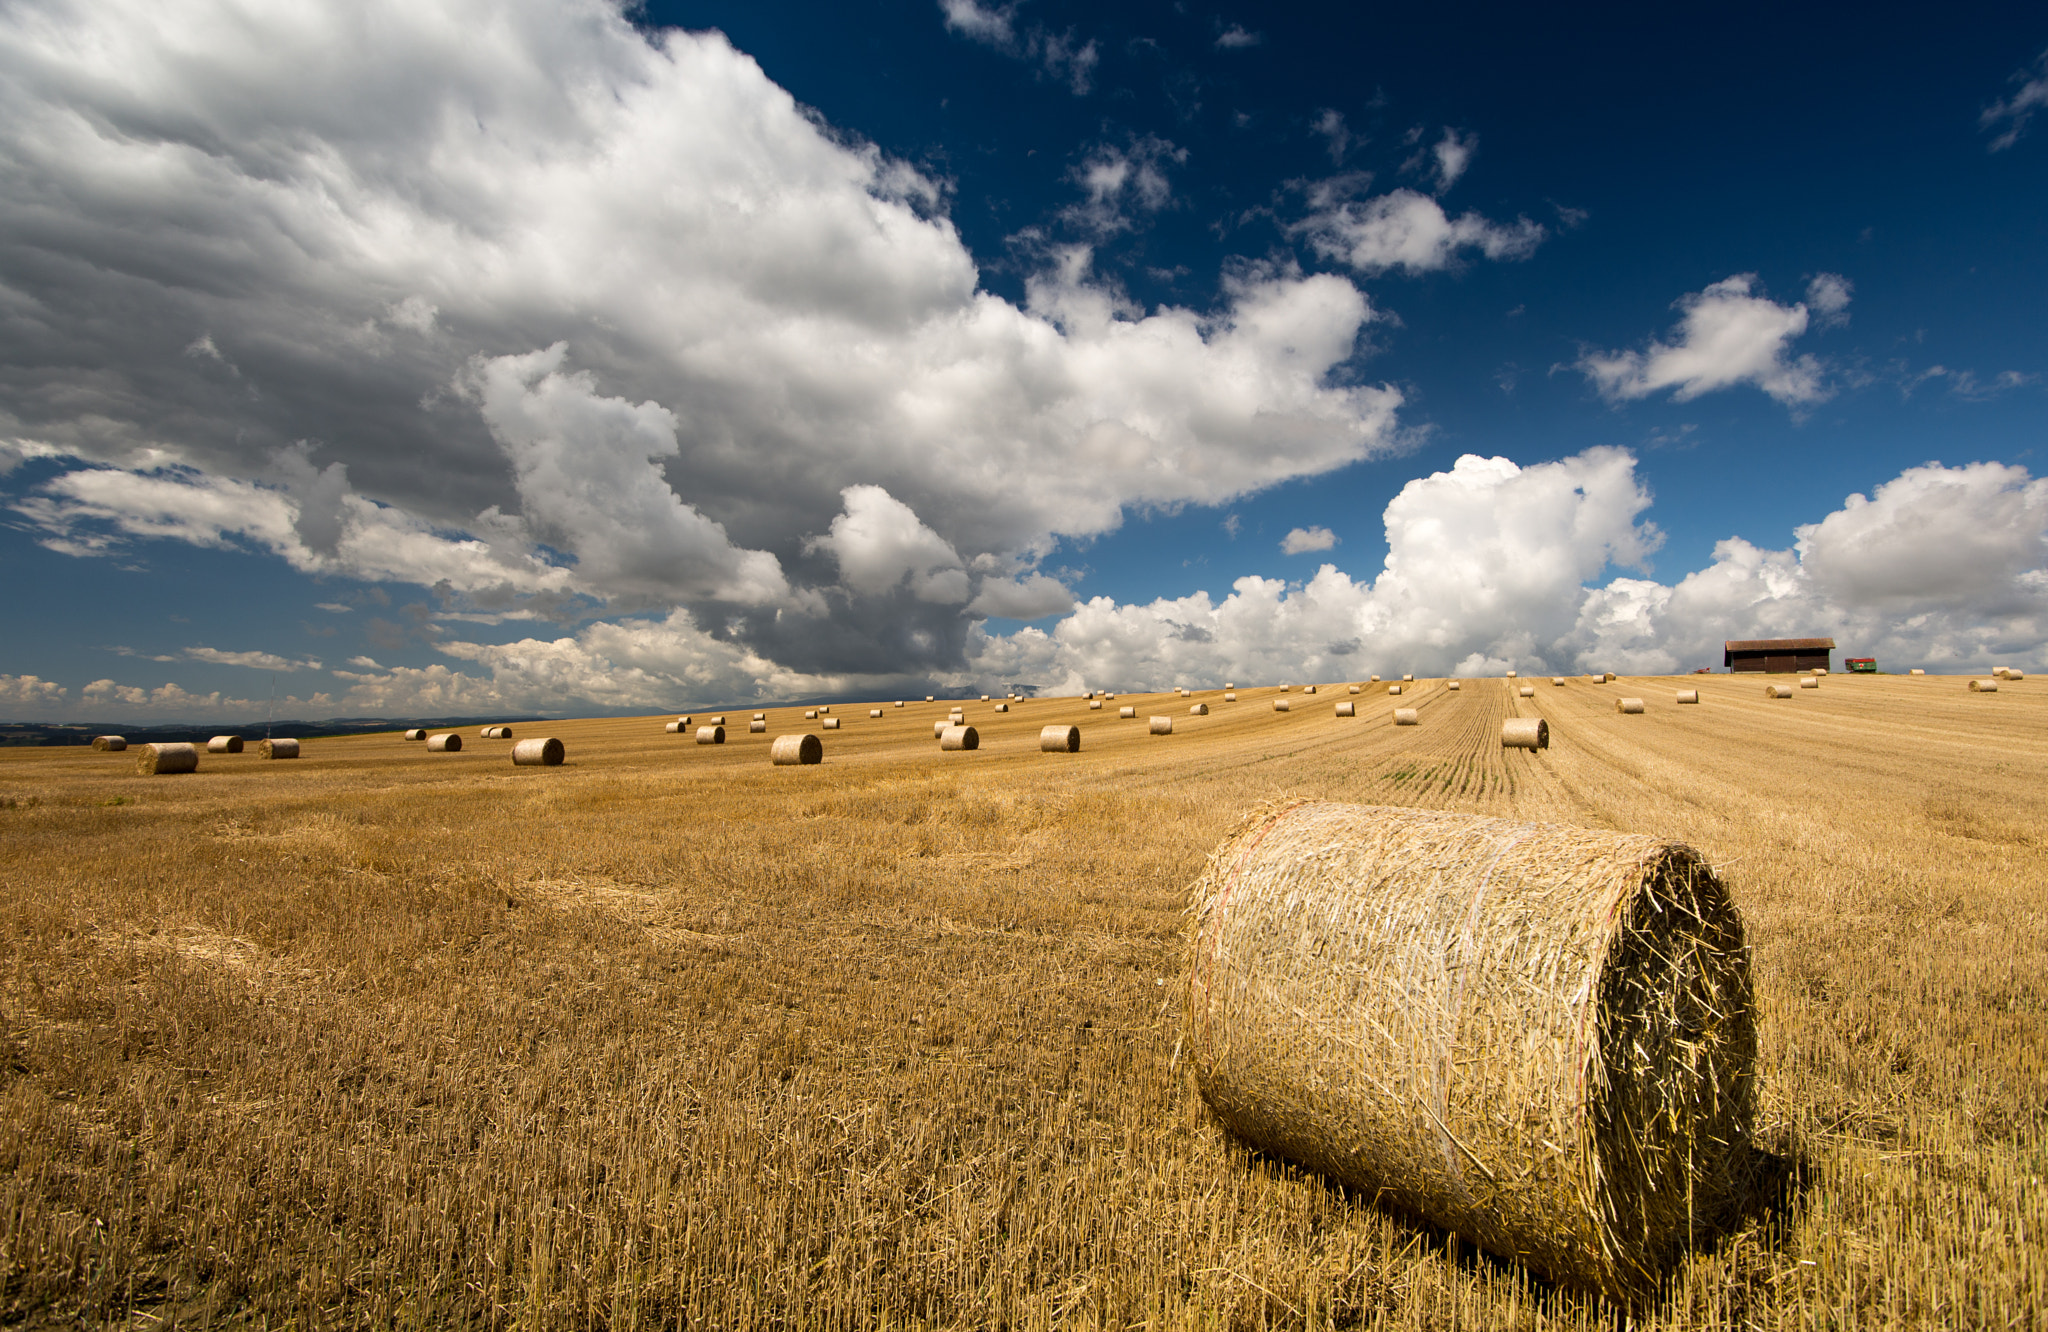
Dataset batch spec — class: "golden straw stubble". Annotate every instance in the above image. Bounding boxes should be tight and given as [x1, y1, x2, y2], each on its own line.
[1184, 800, 1756, 1297]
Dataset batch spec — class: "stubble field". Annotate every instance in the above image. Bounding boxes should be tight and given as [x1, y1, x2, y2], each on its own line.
[2, 673, 2043, 1329]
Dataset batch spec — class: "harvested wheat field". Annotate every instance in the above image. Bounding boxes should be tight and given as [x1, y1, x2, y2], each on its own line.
[2, 676, 2044, 1329]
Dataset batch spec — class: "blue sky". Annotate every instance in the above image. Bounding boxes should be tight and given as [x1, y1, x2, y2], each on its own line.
[2, 0, 2044, 718]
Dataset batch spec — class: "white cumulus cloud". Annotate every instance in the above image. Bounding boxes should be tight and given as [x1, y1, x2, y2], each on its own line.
[1280, 525, 1338, 554]
[1577, 274, 1835, 407]
[1294, 188, 1544, 276]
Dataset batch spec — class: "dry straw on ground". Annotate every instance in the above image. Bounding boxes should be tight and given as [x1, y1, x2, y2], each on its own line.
[1616, 698, 1646, 715]
[1039, 725, 1080, 753]
[134, 742, 198, 774]
[427, 734, 461, 752]
[208, 736, 244, 754]
[696, 726, 725, 744]
[1185, 800, 1755, 1297]
[1502, 718, 1549, 750]
[1394, 708, 1419, 725]
[771, 734, 823, 766]
[512, 737, 566, 767]
[90, 736, 125, 751]
[939, 725, 978, 751]
[1150, 716, 1174, 735]
[1970, 679, 1999, 692]
[258, 738, 300, 760]
[1677, 690, 1700, 705]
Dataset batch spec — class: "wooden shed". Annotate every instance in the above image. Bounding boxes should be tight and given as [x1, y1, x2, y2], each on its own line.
[1724, 637, 1835, 673]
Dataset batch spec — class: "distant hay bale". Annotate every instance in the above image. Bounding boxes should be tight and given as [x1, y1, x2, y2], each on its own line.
[258, 738, 299, 759]
[91, 735, 126, 751]
[708, 716, 726, 726]
[870, 709, 883, 718]
[754, 712, 767, 721]
[804, 710, 818, 719]
[1150, 715, 1174, 735]
[1969, 678, 1999, 692]
[1336, 701, 1355, 717]
[818, 706, 830, 714]
[1119, 706, 1137, 719]
[1369, 675, 1380, 683]
[772, 733, 823, 765]
[1387, 685, 1403, 696]
[696, 725, 726, 744]
[136, 742, 198, 775]
[749, 719, 767, 733]
[207, 735, 244, 754]
[1604, 673, 1617, 683]
[1766, 684, 1793, 699]
[481, 726, 513, 738]
[666, 721, 688, 734]
[1506, 670, 1517, 678]
[403, 728, 427, 741]
[1224, 692, 1237, 702]
[1402, 674, 1414, 682]
[1190, 702, 1209, 715]
[512, 737, 565, 766]
[1305, 685, 1318, 694]
[940, 724, 979, 751]
[1184, 800, 1755, 1296]
[1813, 668, 1828, 676]
[2009, 669, 2026, 681]
[981, 695, 990, 702]
[1798, 677, 1818, 689]
[1992, 667, 2010, 679]
[1393, 708, 1419, 726]
[1273, 699, 1291, 712]
[895, 700, 905, 707]
[933, 720, 948, 737]
[1615, 698, 1645, 714]
[677, 716, 692, 727]
[1501, 718, 1548, 750]
[1519, 686, 1536, 698]
[824, 717, 841, 729]
[1349, 685, 1361, 694]
[1676, 690, 1700, 705]
[427, 733, 461, 752]
[1040, 724, 1081, 753]
[1552, 678, 1566, 687]
[1447, 681, 1461, 691]
[995, 702, 1009, 712]
[1089, 700, 1103, 709]
[1105, 692, 1116, 699]
[1909, 668, 1925, 676]
[1226, 682, 1236, 689]
[926, 695, 935, 702]
[1280, 685, 1291, 692]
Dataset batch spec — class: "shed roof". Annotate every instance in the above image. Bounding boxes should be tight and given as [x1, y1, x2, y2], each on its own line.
[1723, 638, 1836, 652]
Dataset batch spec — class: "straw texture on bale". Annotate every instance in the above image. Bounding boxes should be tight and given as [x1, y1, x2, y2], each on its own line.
[91, 735, 126, 751]
[665, 721, 687, 733]
[1766, 684, 1793, 698]
[1910, 668, 1926, 675]
[1273, 699, 1290, 712]
[771, 734, 823, 765]
[939, 724, 979, 751]
[749, 720, 767, 733]
[870, 709, 883, 718]
[257, 738, 299, 759]
[1393, 708, 1419, 725]
[1993, 667, 2010, 678]
[1119, 706, 1137, 719]
[1676, 690, 1700, 704]
[696, 725, 726, 744]
[1185, 800, 1756, 1297]
[932, 721, 948, 738]
[1224, 692, 1237, 702]
[677, 716, 692, 727]
[1969, 678, 1999, 692]
[136, 742, 199, 775]
[404, 728, 427, 741]
[1615, 698, 1645, 714]
[823, 717, 840, 729]
[1089, 700, 1103, 709]
[1799, 677, 1818, 689]
[208, 735, 244, 754]
[1190, 702, 1209, 715]
[1387, 685, 1403, 696]
[512, 737, 565, 766]
[2009, 669, 2025, 681]
[1149, 716, 1174, 735]
[1336, 701, 1355, 717]
[1519, 686, 1536, 698]
[1501, 718, 1549, 750]
[1447, 681, 1462, 691]
[427, 733, 461, 752]
[1039, 725, 1081, 753]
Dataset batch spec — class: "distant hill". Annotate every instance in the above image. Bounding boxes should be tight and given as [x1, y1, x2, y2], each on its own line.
[0, 717, 547, 747]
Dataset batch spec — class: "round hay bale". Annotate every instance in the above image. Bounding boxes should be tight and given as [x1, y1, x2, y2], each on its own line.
[708, 715, 726, 726]
[995, 702, 1009, 712]
[1519, 685, 1535, 698]
[933, 720, 948, 737]
[1280, 685, 1292, 692]
[1402, 674, 1414, 682]
[2008, 669, 2026, 681]
[1149, 715, 1174, 735]
[1335, 701, 1355, 717]
[1615, 698, 1645, 714]
[1224, 692, 1237, 702]
[207, 735, 244, 754]
[512, 737, 565, 766]
[870, 709, 883, 718]
[771, 733, 823, 765]
[1501, 718, 1549, 750]
[750, 719, 767, 733]
[1225, 682, 1236, 689]
[823, 717, 841, 729]
[1089, 699, 1103, 709]
[696, 725, 726, 744]
[1813, 668, 1828, 676]
[427, 733, 461, 752]
[1393, 708, 1419, 726]
[1305, 685, 1318, 694]
[926, 695, 935, 702]
[677, 716, 692, 727]
[1447, 681, 1462, 691]
[1604, 673, 1618, 683]
[894, 700, 905, 707]
[754, 712, 767, 721]
[136, 742, 198, 775]
[804, 709, 818, 719]
[1506, 670, 1517, 679]
[494, 725, 515, 738]
[818, 706, 830, 714]
[1765, 684, 1793, 698]
[1387, 685, 1403, 696]
[404, 728, 427, 741]
[665, 721, 687, 733]
[1909, 668, 1925, 675]
[1040, 724, 1081, 753]
[1369, 675, 1380, 683]
[91, 735, 126, 751]
[258, 737, 299, 759]
[1349, 685, 1362, 694]
[1992, 666, 2010, 678]
[1552, 678, 1566, 687]
[1185, 800, 1755, 1297]
[1798, 677, 1818, 689]
[1273, 699, 1291, 712]
[1105, 692, 1116, 699]
[980, 694, 990, 702]
[1119, 706, 1137, 719]
[1676, 689, 1700, 705]
[1969, 678, 1999, 692]
[1190, 702, 1209, 715]
[940, 724, 979, 751]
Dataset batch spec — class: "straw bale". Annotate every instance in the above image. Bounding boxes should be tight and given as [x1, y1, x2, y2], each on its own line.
[427, 733, 461, 752]
[1552, 678, 1566, 687]
[1185, 800, 1755, 1296]
[750, 719, 768, 733]
[403, 728, 427, 741]
[91, 735, 126, 751]
[1798, 677, 1818, 689]
[136, 742, 198, 775]
[1506, 670, 1517, 678]
[1910, 668, 1925, 675]
[1280, 685, 1291, 692]
[1969, 678, 1999, 692]
[1501, 718, 1548, 750]
[207, 735, 244, 754]
[1089, 700, 1103, 709]
[665, 721, 688, 733]
[818, 705, 830, 714]
[708, 715, 726, 726]
[1369, 675, 1380, 683]
[1273, 699, 1290, 712]
[933, 720, 948, 737]
[677, 716, 692, 727]
[1105, 692, 1116, 699]
[1119, 706, 1137, 719]
[894, 700, 905, 707]
[755, 712, 767, 720]
[1040, 724, 1081, 753]
[1226, 682, 1236, 689]
[995, 702, 1009, 712]
[1190, 702, 1209, 715]
[926, 695, 935, 702]
[1604, 673, 1617, 683]
[1519, 686, 1535, 698]
[1335, 701, 1355, 717]
[804, 709, 818, 719]
[824, 717, 841, 729]
[1447, 681, 1461, 691]
[1992, 667, 2010, 679]
[1615, 698, 1645, 714]
[981, 694, 990, 702]
[1402, 674, 1414, 682]
[870, 709, 883, 718]
[1813, 668, 1828, 676]
[1676, 689, 1700, 704]
[512, 737, 565, 766]
[696, 725, 726, 744]
[2009, 669, 2026, 681]
[1305, 685, 1318, 694]
[1393, 708, 1419, 725]
[1765, 684, 1793, 698]
[1349, 685, 1362, 694]
[1224, 692, 1237, 702]
[1149, 715, 1173, 735]
[771, 733, 823, 765]
[940, 724, 979, 751]
[257, 738, 299, 759]
[1387, 684, 1403, 696]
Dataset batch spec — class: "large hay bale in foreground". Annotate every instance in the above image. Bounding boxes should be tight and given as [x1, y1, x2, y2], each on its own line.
[1615, 698, 1645, 714]
[1185, 800, 1755, 1297]
[1149, 715, 1174, 734]
[512, 737, 565, 766]
[1676, 689, 1700, 705]
[136, 742, 198, 775]
[1040, 724, 1080, 753]
[91, 735, 126, 751]
[1970, 678, 1999, 692]
[1502, 718, 1548, 749]
[258, 738, 299, 759]
[771, 734, 823, 765]
[207, 735, 244, 754]
[426, 733, 461, 752]
[940, 724, 978, 751]
[696, 725, 725, 744]
[1393, 708, 1419, 725]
